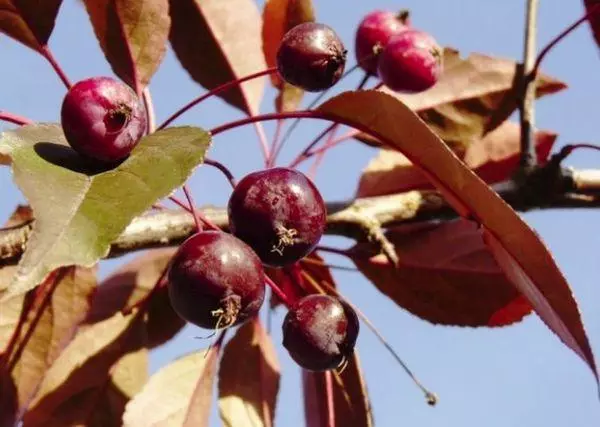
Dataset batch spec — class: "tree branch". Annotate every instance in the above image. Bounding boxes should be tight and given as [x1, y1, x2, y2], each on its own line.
[1, 167, 599, 265]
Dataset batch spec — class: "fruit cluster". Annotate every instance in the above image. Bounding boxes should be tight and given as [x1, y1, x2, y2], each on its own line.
[56, 9, 442, 372]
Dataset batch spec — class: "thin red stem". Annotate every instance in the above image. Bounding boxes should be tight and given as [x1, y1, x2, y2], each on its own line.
[210, 112, 314, 137]
[157, 67, 278, 130]
[168, 195, 221, 231]
[182, 185, 202, 231]
[533, 3, 600, 76]
[287, 123, 338, 168]
[314, 245, 351, 257]
[142, 88, 156, 133]
[295, 132, 350, 167]
[204, 158, 237, 188]
[0, 111, 33, 126]
[324, 371, 336, 427]
[265, 275, 293, 308]
[253, 121, 271, 163]
[41, 46, 72, 89]
[308, 125, 339, 179]
[267, 119, 285, 167]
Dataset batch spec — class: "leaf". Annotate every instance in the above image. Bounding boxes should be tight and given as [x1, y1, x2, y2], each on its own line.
[585, 0, 600, 48]
[262, 0, 314, 111]
[357, 121, 557, 197]
[353, 220, 532, 326]
[0, 266, 97, 426]
[218, 320, 280, 427]
[356, 49, 566, 153]
[0, 0, 63, 52]
[317, 90, 597, 377]
[87, 248, 185, 348]
[303, 352, 373, 427]
[0, 124, 211, 300]
[169, 0, 267, 115]
[82, 0, 171, 93]
[23, 307, 148, 425]
[123, 346, 220, 427]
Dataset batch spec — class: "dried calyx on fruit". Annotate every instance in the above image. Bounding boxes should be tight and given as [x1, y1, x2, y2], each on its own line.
[355, 9, 411, 75]
[282, 294, 360, 371]
[61, 76, 146, 163]
[167, 231, 266, 330]
[377, 29, 443, 93]
[277, 22, 347, 92]
[228, 167, 327, 267]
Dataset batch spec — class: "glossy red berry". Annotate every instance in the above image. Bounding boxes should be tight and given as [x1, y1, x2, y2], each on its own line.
[167, 231, 266, 330]
[277, 22, 346, 92]
[61, 76, 146, 163]
[377, 29, 442, 93]
[228, 167, 327, 267]
[355, 10, 410, 75]
[282, 294, 359, 371]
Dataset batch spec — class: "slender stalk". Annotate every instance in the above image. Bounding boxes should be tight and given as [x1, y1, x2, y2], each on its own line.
[253, 121, 271, 163]
[41, 46, 72, 89]
[142, 88, 156, 133]
[519, 0, 540, 173]
[181, 186, 202, 232]
[204, 158, 237, 188]
[267, 119, 284, 167]
[265, 275, 293, 307]
[324, 371, 336, 427]
[0, 111, 33, 126]
[308, 126, 340, 178]
[287, 123, 339, 168]
[157, 67, 277, 130]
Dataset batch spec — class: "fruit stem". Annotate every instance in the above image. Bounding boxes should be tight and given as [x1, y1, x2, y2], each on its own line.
[265, 275, 294, 308]
[157, 67, 278, 130]
[307, 125, 340, 178]
[41, 46, 72, 89]
[267, 118, 285, 167]
[324, 371, 336, 427]
[299, 257, 359, 272]
[181, 185, 202, 231]
[532, 3, 600, 78]
[313, 245, 351, 257]
[253, 121, 272, 163]
[204, 158, 237, 188]
[142, 88, 156, 133]
[168, 195, 220, 231]
[552, 143, 600, 163]
[0, 111, 33, 126]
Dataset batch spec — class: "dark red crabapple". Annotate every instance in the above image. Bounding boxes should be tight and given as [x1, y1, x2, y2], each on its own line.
[277, 22, 346, 92]
[167, 231, 266, 330]
[282, 294, 360, 371]
[377, 29, 443, 93]
[228, 167, 327, 267]
[355, 10, 411, 75]
[61, 76, 146, 163]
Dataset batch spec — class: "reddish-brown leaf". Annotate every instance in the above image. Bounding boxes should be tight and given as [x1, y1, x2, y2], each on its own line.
[356, 49, 566, 153]
[353, 220, 532, 326]
[169, 0, 266, 115]
[218, 319, 280, 427]
[317, 90, 597, 377]
[123, 346, 220, 427]
[0, 266, 97, 425]
[82, 0, 170, 93]
[303, 352, 373, 427]
[87, 248, 185, 348]
[357, 121, 556, 197]
[262, 0, 314, 111]
[0, 0, 62, 51]
[585, 0, 600, 48]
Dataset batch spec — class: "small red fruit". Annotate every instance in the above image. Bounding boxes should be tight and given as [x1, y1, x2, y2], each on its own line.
[282, 294, 359, 371]
[61, 76, 146, 163]
[355, 10, 411, 75]
[168, 231, 266, 329]
[377, 29, 443, 93]
[277, 22, 346, 92]
[228, 167, 327, 267]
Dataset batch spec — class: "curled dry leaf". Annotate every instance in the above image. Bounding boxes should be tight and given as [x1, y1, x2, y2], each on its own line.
[82, 0, 171, 93]
[357, 121, 556, 198]
[0, 124, 210, 301]
[218, 319, 280, 427]
[317, 90, 597, 378]
[0, 0, 63, 52]
[303, 352, 373, 427]
[356, 49, 565, 153]
[169, 0, 266, 115]
[123, 346, 220, 427]
[262, 0, 315, 111]
[353, 219, 532, 326]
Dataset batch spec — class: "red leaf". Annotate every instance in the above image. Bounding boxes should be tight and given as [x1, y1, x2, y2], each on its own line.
[317, 90, 597, 378]
[357, 121, 556, 197]
[169, 0, 266, 115]
[303, 352, 373, 427]
[218, 319, 280, 427]
[82, 0, 170, 93]
[262, 0, 314, 111]
[0, 0, 63, 52]
[585, 0, 600, 48]
[353, 220, 532, 326]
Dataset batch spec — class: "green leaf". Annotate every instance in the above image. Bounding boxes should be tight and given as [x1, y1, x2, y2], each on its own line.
[82, 0, 171, 93]
[0, 0, 63, 52]
[0, 124, 211, 300]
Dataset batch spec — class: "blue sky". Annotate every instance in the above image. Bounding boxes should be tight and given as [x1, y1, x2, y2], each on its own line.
[1, 1, 599, 426]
